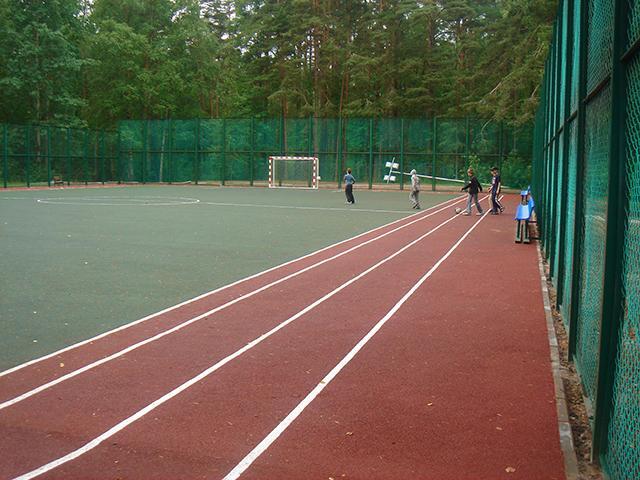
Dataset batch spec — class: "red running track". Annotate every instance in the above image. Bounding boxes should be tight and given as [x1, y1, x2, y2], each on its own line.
[0, 195, 566, 480]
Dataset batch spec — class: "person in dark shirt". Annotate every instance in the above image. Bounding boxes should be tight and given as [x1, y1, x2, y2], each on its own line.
[489, 166, 505, 214]
[460, 168, 484, 216]
[344, 168, 355, 204]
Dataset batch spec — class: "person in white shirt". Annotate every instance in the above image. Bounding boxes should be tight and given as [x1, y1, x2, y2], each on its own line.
[410, 169, 420, 210]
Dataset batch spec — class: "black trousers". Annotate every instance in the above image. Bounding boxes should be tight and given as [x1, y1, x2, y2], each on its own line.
[491, 192, 503, 212]
[345, 184, 355, 203]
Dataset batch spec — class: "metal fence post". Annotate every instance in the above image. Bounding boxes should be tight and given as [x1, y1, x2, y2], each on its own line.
[307, 115, 318, 187]
[549, 139, 558, 275]
[142, 120, 147, 184]
[167, 119, 174, 184]
[464, 117, 470, 168]
[83, 129, 89, 185]
[194, 118, 200, 184]
[65, 128, 71, 186]
[545, 39, 557, 261]
[568, 0, 590, 359]
[47, 126, 52, 187]
[280, 115, 285, 156]
[100, 131, 105, 185]
[400, 118, 405, 191]
[541, 48, 552, 257]
[548, 21, 560, 269]
[337, 117, 343, 189]
[556, 0, 575, 307]
[117, 127, 122, 185]
[498, 122, 503, 172]
[3, 124, 8, 188]
[368, 118, 373, 189]
[25, 125, 31, 187]
[221, 118, 226, 186]
[250, 117, 255, 186]
[432, 117, 437, 191]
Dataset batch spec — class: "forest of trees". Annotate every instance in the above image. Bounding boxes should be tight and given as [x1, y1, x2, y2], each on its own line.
[0, 0, 557, 130]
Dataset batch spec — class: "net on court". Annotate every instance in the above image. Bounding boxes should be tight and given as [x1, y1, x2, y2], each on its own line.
[268, 156, 319, 189]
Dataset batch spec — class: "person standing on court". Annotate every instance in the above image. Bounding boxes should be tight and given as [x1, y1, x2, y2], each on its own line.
[489, 166, 505, 214]
[344, 168, 356, 204]
[460, 168, 483, 215]
[410, 169, 421, 209]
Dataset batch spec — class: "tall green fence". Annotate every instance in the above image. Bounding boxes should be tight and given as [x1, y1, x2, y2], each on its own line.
[0, 124, 118, 188]
[532, 1, 639, 478]
[117, 117, 531, 190]
[2, 119, 531, 190]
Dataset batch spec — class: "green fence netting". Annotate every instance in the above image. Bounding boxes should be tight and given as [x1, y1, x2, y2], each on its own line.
[0, 124, 118, 188]
[605, 47, 640, 480]
[532, 0, 639, 478]
[576, 83, 611, 403]
[2, 119, 531, 190]
[130, 118, 531, 190]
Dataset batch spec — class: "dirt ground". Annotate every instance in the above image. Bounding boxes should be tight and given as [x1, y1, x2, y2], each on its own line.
[545, 280, 604, 480]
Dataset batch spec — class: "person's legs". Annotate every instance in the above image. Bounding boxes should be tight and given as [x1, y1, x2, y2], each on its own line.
[473, 193, 483, 214]
[415, 191, 420, 209]
[491, 192, 498, 213]
[346, 184, 354, 203]
[463, 193, 472, 214]
[410, 191, 419, 208]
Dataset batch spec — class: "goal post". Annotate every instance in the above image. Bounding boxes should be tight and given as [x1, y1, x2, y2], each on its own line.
[268, 156, 319, 189]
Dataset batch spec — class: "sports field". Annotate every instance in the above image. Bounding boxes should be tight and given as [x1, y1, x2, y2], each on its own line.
[0, 185, 568, 479]
[0, 186, 457, 370]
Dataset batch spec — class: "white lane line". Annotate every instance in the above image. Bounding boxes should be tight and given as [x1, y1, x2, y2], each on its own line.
[0, 198, 467, 409]
[222, 210, 490, 480]
[36, 196, 201, 206]
[199, 202, 416, 214]
[0, 195, 463, 379]
[11, 200, 468, 480]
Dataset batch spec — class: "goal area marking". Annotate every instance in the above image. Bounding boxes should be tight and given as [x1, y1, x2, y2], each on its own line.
[268, 156, 319, 189]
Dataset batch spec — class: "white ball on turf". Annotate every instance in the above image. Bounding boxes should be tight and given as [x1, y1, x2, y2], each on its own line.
[455, 207, 461, 214]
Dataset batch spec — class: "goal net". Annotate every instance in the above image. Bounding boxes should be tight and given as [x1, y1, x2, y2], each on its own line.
[268, 156, 319, 189]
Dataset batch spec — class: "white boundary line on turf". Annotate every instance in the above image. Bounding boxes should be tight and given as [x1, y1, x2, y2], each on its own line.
[12, 196, 472, 480]
[0, 199, 470, 410]
[222, 209, 491, 480]
[199, 202, 413, 214]
[36, 196, 201, 206]
[0, 195, 461, 379]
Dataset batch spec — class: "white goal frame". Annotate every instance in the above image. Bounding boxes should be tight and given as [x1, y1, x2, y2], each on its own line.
[268, 156, 319, 189]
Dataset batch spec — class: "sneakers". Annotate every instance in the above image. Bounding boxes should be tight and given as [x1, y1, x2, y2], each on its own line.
[476, 212, 483, 216]
[461, 212, 470, 216]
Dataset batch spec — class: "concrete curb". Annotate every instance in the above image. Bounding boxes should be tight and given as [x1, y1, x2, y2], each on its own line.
[536, 246, 580, 480]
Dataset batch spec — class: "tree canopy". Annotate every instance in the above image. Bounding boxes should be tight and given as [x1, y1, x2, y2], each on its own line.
[0, 0, 557, 129]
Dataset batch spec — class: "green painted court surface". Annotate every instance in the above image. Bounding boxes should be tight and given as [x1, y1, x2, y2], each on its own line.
[0, 186, 457, 370]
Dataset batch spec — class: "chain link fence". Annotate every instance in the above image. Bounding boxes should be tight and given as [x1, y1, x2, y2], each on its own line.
[0, 124, 118, 188]
[2, 119, 531, 190]
[532, 1, 639, 478]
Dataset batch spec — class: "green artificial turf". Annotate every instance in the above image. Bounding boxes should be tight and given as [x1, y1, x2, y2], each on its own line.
[0, 185, 457, 369]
